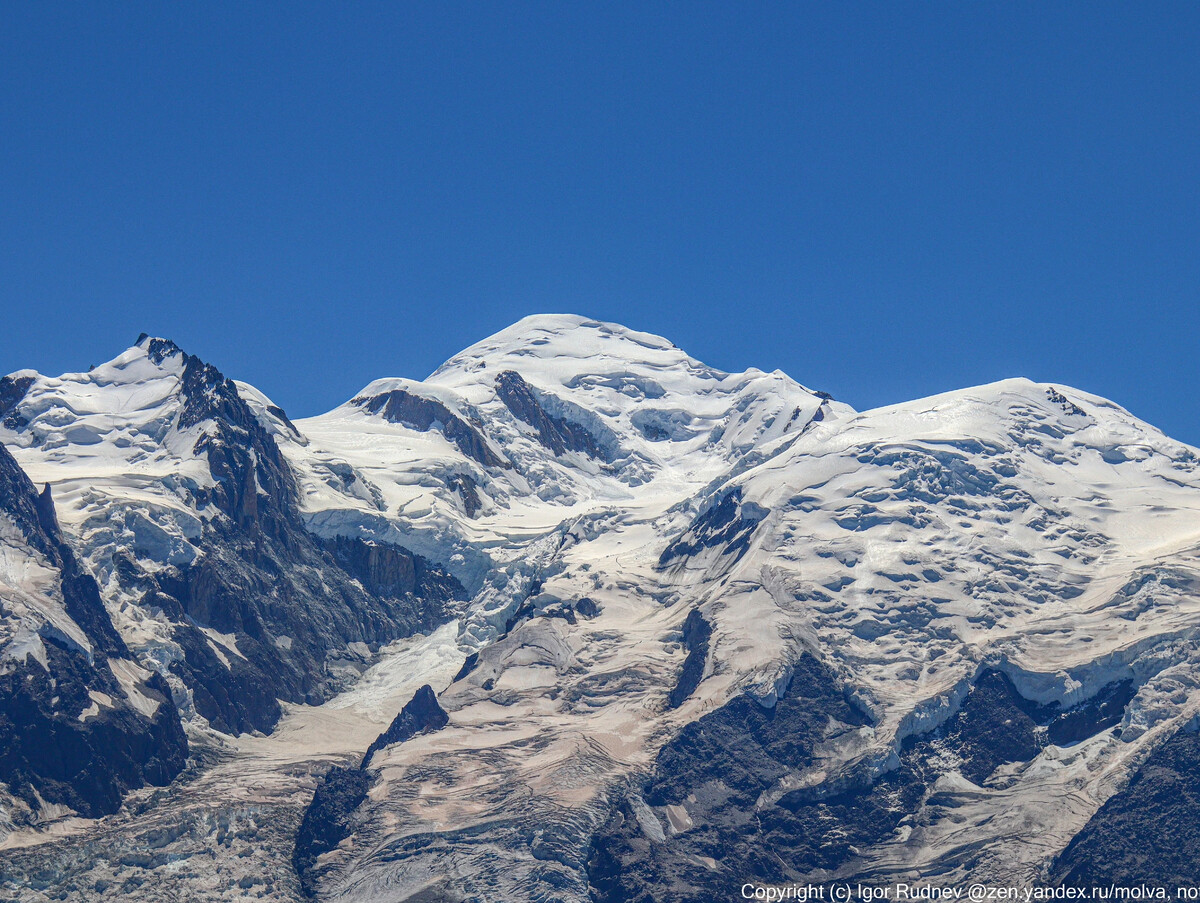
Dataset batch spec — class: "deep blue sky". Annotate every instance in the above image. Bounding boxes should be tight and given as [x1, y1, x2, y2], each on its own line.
[3, 4, 1199, 441]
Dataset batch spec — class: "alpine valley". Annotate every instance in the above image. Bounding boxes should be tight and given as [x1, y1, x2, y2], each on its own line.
[4, 315, 1200, 902]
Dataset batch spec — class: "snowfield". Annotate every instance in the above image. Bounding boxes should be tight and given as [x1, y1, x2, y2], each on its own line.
[4, 315, 1200, 900]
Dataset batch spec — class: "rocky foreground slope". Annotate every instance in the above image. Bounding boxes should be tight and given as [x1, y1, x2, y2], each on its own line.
[3, 315, 1200, 901]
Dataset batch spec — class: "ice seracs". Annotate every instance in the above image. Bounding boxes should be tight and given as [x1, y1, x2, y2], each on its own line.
[291, 314, 845, 549]
[5, 317, 1200, 901]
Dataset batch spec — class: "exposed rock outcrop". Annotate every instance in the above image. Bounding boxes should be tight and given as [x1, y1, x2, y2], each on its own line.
[0, 444, 188, 819]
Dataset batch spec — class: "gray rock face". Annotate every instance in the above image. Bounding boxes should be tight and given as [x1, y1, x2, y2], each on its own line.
[494, 369, 614, 461]
[1049, 728, 1200, 886]
[0, 443, 188, 819]
[0, 374, 33, 429]
[362, 684, 449, 767]
[353, 387, 506, 469]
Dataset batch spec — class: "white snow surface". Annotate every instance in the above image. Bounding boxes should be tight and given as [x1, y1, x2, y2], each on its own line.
[0, 511, 91, 672]
[6, 316, 1200, 899]
[289, 315, 842, 570]
[1, 339, 219, 670]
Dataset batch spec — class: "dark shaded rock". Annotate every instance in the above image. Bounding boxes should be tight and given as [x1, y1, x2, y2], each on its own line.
[354, 387, 506, 469]
[294, 686, 450, 896]
[446, 472, 483, 517]
[0, 647, 187, 818]
[292, 766, 374, 897]
[666, 610, 711, 709]
[1047, 678, 1135, 746]
[494, 370, 612, 461]
[659, 489, 766, 568]
[0, 374, 34, 430]
[928, 671, 1137, 784]
[0, 443, 188, 818]
[1047, 387, 1087, 417]
[362, 685, 449, 767]
[168, 623, 281, 735]
[636, 419, 671, 442]
[588, 660, 1144, 902]
[0, 444, 58, 561]
[588, 653, 890, 902]
[1049, 728, 1200, 886]
[934, 670, 1044, 784]
[322, 535, 427, 599]
[266, 403, 303, 437]
[452, 651, 480, 683]
[575, 597, 601, 619]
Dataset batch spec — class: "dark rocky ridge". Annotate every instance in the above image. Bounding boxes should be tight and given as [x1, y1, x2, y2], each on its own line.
[293, 765, 374, 898]
[445, 472, 483, 517]
[362, 684, 449, 767]
[0, 374, 34, 430]
[1049, 727, 1200, 886]
[666, 610, 711, 709]
[912, 670, 1136, 786]
[0, 443, 188, 819]
[293, 685, 449, 897]
[353, 386, 506, 469]
[495, 369, 614, 461]
[658, 488, 765, 568]
[588, 661, 1142, 901]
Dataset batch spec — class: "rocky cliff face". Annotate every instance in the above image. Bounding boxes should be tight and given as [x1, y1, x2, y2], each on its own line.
[0, 443, 188, 822]
[1049, 726, 1200, 885]
[5, 316, 1200, 902]
[1, 337, 466, 746]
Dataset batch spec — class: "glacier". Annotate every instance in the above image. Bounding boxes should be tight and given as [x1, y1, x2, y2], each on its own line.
[2, 315, 1200, 901]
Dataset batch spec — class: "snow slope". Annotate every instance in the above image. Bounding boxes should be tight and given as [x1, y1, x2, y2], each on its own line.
[5, 317, 1200, 901]
[287, 315, 842, 557]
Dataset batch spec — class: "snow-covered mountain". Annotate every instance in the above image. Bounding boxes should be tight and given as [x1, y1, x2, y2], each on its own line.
[0, 337, 464, 737]
[3, 315, 1200, 901]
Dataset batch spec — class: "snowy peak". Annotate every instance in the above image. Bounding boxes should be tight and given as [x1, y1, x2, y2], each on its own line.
[0, 333, 302, 456]
[425, 313, 850, 469]
[0, 334, 313, 581]
[428, 314, 712, 389]
[792, 376, 1198, 493]
[284, 316, 854, 557]
[0, 334, 254, 454]
[341, 378, 506, 469]
[1, 337, 185, 446]
[854, 377, 1170, 444]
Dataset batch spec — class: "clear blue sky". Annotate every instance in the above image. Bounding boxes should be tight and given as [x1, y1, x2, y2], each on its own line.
[3, 4, 1199, 441]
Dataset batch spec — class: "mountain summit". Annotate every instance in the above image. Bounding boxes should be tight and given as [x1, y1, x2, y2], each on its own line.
[4, 317, 1200, 901]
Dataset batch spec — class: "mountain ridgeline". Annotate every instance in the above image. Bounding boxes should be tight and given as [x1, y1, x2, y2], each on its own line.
[3, 315, 1200, 902]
